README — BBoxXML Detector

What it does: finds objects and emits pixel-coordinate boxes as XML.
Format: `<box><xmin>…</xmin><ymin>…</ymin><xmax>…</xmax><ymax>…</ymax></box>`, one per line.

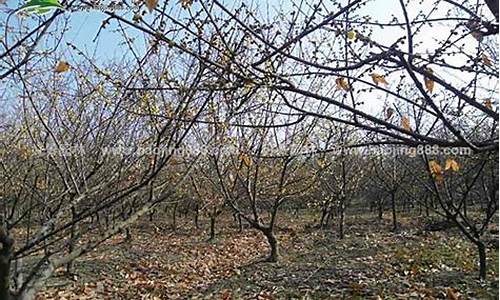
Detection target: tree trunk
<box><xmin>208</xmin><ymin>216</ymin><xmax>216</xmax><ymax>241</ymax></box>
<box><xmin>237</xmin><ymin>214</ymin><xmax>242</xmax><ymax>232</ymax></box>
<box><xmin>477</xmin><ymin>241</ymin><xmax>487</xmax><ymax>281</ymax></box>
<box><xmin>391</xmin><ymin>192</ymin><xmax>398</xmax><ymax>232</ymax></box>
<box><xmin>66</xmin><ymin>207</ymin><xmax>77</xmax><ymax>275</ymax></box>
<box><xmin>124</xmin><ymin>228</ymin><xmax>132</xmax><ymax>242</ymax></box>
<box><xmin>194</xmin><ymin>205</ymin><xmax>199</xmax><ymax>229</ymax></box>
<box><xmin>0</xmin><ymin>231</ymin><xmax>13</xmax><ymax>300</ymax></box>
<box><xmin>484</xmin><ymin>0</ymin><xmax>499</xmax><ymax>21</ymax></box>
<box><xmin>319</xmin><ymin>207</ymin><xmax>327</xmax><ymax>228</ymax></box>
<box><xmin>172</xmin><ymin>203</ymin><xmax>177</xmax><ymax>231</ymax></box>
<box><xmin>326</xmin><ymin>206</ymin><xmax>334</xmax><ymax>227</ymax></box>
<box><xmin>378</xmin><ymin>200</ymin><xmax>383</xmax><ymax>220</ymax></box>
<box><xmin>263</xmin><ymin>229</ymin><xmax>279</xmax><ymax>262</ymax></box>
<box><xmin>339</xmin><ymin>199</ymin><xmax>345</xmax><ymax>239</ymax></box>
<box><xmin>424</xmin><ymin>196</ymin><xmax>430</xmax><ymax>217</ymax></box>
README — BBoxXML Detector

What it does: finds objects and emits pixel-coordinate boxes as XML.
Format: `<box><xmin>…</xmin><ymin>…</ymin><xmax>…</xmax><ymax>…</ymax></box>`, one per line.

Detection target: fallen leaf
<box><xmin>222</xmin><ymin>289</ymin><xmax>231</xmax><ymax>300</ymax></box>
<box><xmin>445</xmin><ymin>287</ymin><xmax>459</xmax><ymax>300</ymax></box>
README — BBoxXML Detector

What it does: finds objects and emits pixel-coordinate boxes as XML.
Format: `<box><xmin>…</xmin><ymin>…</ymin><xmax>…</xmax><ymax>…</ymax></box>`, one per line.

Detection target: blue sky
<box><xmin>0</xmin><ymin>0</ymin><xmax>394</xmax><ymax>61</ymax></box>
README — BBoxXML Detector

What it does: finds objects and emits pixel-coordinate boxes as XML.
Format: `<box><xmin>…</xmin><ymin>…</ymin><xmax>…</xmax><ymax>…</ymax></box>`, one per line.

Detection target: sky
<box><xmin>0</xmin><ymin>0</ymin><xmax>497</xmax><ymax>121</ymax></box>
<box><xmin>0</xmin><ymin>0</ymin><xmax>394</xmax><ymax>60</ymax></box>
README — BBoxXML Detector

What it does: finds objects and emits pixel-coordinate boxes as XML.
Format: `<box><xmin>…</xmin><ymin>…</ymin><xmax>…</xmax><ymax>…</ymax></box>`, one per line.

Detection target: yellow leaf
<box><xmin>335</xmin><ymin>77</ymin><xmax>350</xmax><ymax>91</ymax></box>
<box><xmin>444</xmin><ymin>158</ymin><xmax>460</xmax><ymax>172</ymax></box>
<box><xmin>481</xmin><ymin>53</ymin><xmax>492</xmax><ymax>66</ymax></box>
<box><xmin>347</xmin><ymin>30</ymin><xmax>356</xmax><ymax>40</ymax></box>
<box><xmin>316</xmin><ymin>158</ymin><xmax>325</xmax><ymax>169</ymax></box>
<box><xmin>401</xmin><ymin>116</ymin><xmax>411</xmax><ymax>131</ymax></box>
<box><xmin>429</xmin><ymin>160</ymin><xmax>444</xmax><ymax>184</ymax></box>
<box><xmin>145</xmin><ymin>0</ymin><xmax>158</xmax><ymax>12</ymax></box>
<box><xmin>239</xmin><ymin>153</ymin><xmax>252</xmax><ymax>167</ymax></box>
<box><xmin>385</xmin><ymin>108</ymin><xmax>394</xmax><ymax>120</ymax></box>
<box><xmin>150</xmin><ymin>105</ymin><xmax>160</xmax><ymax>115</ymax></box>
<box><xmin>424</xmin><ymin>68</ymin><xmax>434</xmax><ymax>93</ymax></box>
<box><xmin>180</xmin><ymin>0</ymin><xmax>193</xmax><ymax>8</ymax></box>
<box><xmin>370</xmin><ymin>73</ymin><xmax>388</xmax><ymax>86</ymax></box>
<box><xmin>54</xmin><ymin>61</ymin><xmax>70</xmax><ymax>73</ymax></box>
<box><xmin>484</xmin><ymin>98</ymin><xmax>493</xmax><ymax>110</ymax></box>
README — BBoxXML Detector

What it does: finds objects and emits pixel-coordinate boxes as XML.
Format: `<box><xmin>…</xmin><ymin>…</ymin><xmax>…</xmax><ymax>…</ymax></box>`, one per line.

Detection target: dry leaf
<box><xmin>445</xmin><ymin>287</ymin><xmax>460</xmax><ymax>300</ymax></box>
<box><xmin>316</xmin><ymin>159</ymin><xmax>325</xmax><ymax>169</ymax></box>
<box><xmin>429</xmin><ymin>160</ymin><xmax>444</xmax><ymax>184</ymax></box>
<box><xmin>401</xmin><ymin>116</ymin><xmax>411</xmax><ymax>131</ymax></box>
<box><xmin>370</xmin><ymin>73</ymin><xmax>388</xmax><ymax>86</ymax></box>
<box><xmin>444</xmin><ymin>158</ymin><xmax>460</xmax><ymax>172</ymax></box>
<box><xmin>347</xmin><ymin>30</ymin><xmax>356</xmax><ymax>40</ymax></box>
<box><xmin>145</xmin><ymin>0</ymin><xmax>158</xmax><ymax>12</ymax></box>
<box><xmin>180</xmin><ymin>0</ymin><xmax>193</xmax><ymax>8</ymax></box>
<box><xmin>335</xmin><ymin>77</ymin><xmax>350</xmax><ymax>91</ymax></box>
<box><xmin>240</xmin><ymin>153</ymin><xmax>252</xmax><ymax>167</ymax></box>
<box><xmin>54</xmin><ymin>61</ymin><xmax>70</xmax><ymax>73</ymax></box>
<box><xmin>481</xmin><ymin>53</ymin><xmax>492</xmax><ymax>66</ymax></box>
<box><xmin>484</xmin><ymin>98</ymin><xmax>493</xmax><ymax>110</ymax></box>
<box><xmin>222</xmin><ymin>289</ymin><xmax>231</xmax><ymax>300</ymax></box>
<box><xmin>424</xmin><ymin>68</ymin><xmax>434</xmax><ymax>93</ymax></box>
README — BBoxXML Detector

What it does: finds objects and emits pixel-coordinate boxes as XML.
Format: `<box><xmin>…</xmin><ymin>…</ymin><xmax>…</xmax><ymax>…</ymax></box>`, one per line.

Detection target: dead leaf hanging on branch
<box><xmin>444</xmin><ymin>158</ymin><xmax>460</xmax><ymax>172</ymax></box>
<box><xmin>145</xmin><ymin>0</ymin><xmax>158</xmax><ymax>12</ymax></box>
<box><xmin>55</xmin><ymin>61</ymin><xmax>70</xmax><ymax>73</ymax></box>
<box><xmin>429</xmin><ymin>160</ymin><xmax>444</xmax><ymax>184</ymax></box>
<box><xmin>401</xmin><ymin>116</ymin><xmax>412</xmax><ymax>132</ymax></box>
<box><xmin>424</xmin><ymin>68</ymin><xmax>434</xmax><ymax>93</ymax></box>
<box><xmin>335</xmin><ymin>77</ymin><xmax>350</xmax><ymax>91</ymax></box>
<box><xmin>180</xmin><ymin>0</ymin><xmax>193</xmax><ymax>9</ymax></box>
<box><xmin>370</xmin><ymin>73</ymin><xmax>388</xmax><ymax>86</ymax></box>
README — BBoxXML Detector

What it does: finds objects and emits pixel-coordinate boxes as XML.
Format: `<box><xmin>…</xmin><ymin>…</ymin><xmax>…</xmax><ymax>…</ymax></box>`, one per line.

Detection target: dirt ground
<box><xmin>36</xmin><ymin>212</ymin><xmax>499</xmax><ymax>299</ymax></box>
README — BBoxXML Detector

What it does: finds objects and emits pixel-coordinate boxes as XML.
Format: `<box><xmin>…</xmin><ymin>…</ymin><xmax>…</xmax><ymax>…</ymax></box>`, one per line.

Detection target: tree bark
<box><xmin>194</xmin><ymin>205</ymin><xmax>199</xmax><ymax>229</ymax></box>
<box><xmin>208</xmin><ymin>217</ymin><xmax>216</xmax><ymax>241</ymax></box>
<box><xmin>0</xmin><ymin>230</ymin><xmax>13</xmax><ymax>300</ymax></box>
<box><xmin>66</xmin><ymin>207</ymin><xmax>77</xmax><ymax>275</ymax></box>
<box><xmin>378</xmin><ymin>199</ymin><xmax>383</xmax><ymax>220</ymax></box>
<box><xmin>319</xmin><ymin>207</ymin><xmax>327</xmax><ymax>228</ymax></box>
<box><xmin>391</xmin><ymin>192</ymin><xmax>398</xmax><ymax>232</ymax></box>
<box><xmin>339</xmin><ymin>199</ymin><xmax>345</xmax><ymax>239</ymax></box>
<box><xmin>172</xmin><ymin>203</ymin><xmax>177</xmax><ymax>231</ymax></box>
<box><xmin>484</xmin><ymin>0</ymin><xmax>499</xmax><ymax>21</ymax></box>
<box><xmin>262</xmin><ymin>229</ymin><xmax>279</xmax><ymax>262</ymax></box>
<box><xmin>476</xmin><ymin>241</ymin><xmax>487</xmax><ymax>281</ymax></box>
<box><xmin>237</xmin><ymin>213</ymin><xmax>242</xmax><ymax>232</ymax></box>
<box><xmin>424</xmin><ymin>196</ymin><xmax>430</xmax><ymax>217</ymax></box>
